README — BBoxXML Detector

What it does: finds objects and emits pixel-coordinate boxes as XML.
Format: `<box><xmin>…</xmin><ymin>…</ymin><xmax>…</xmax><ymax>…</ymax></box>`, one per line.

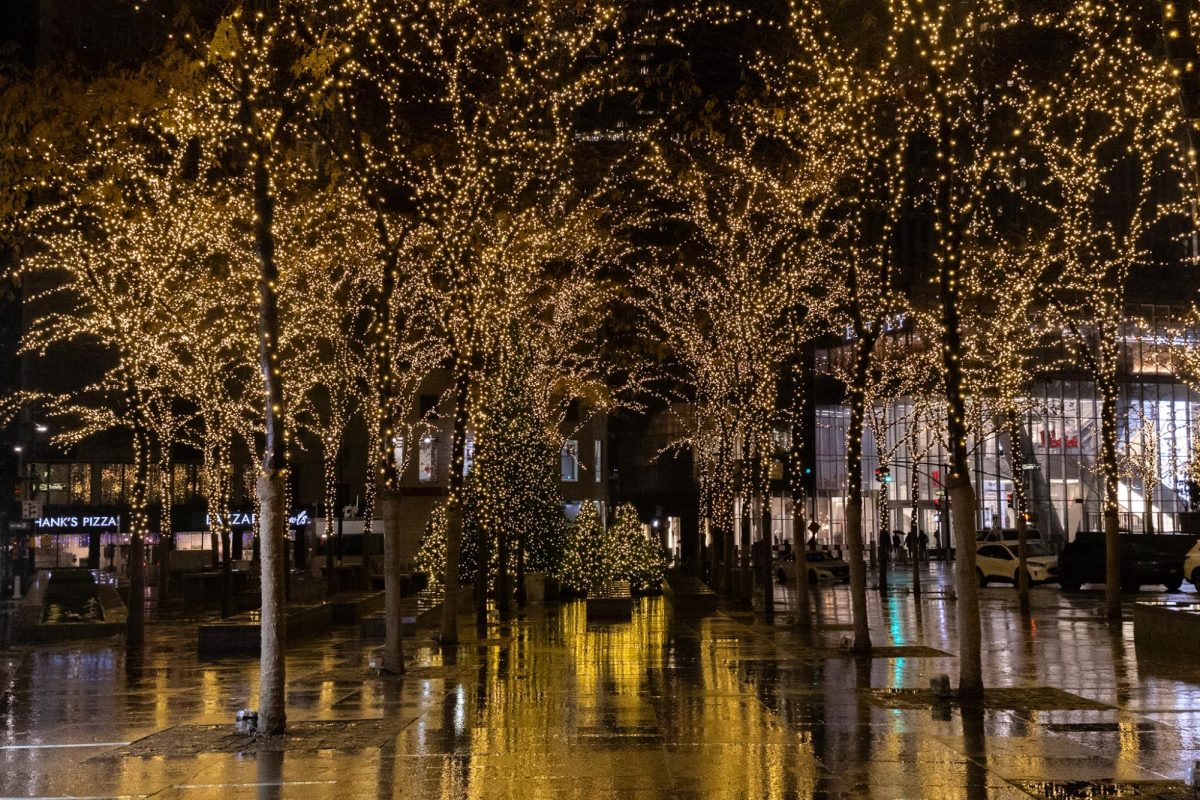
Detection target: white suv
<box><xmin>976</xmin><ymin>542</ymin><xmax>1059</xmax><ymax>586</ymax></box>
<box><xmin>1185</xmin><ymin>541</ymin><xmax>1200</xmax><ymax>589</ymax></box>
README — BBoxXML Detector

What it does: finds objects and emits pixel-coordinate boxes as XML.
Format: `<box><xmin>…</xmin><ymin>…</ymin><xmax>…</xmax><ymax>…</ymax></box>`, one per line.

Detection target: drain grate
<box><xmin>823</xmin><ymin>645</ymin><xmax>952</xmax><ymax>659</ymax></box>
<box><xmin>869</xmin><ymin>686</ymin><xmax>1113</xmax><ymax>711</ymax></box>
<box><xmin>1011</xmin><ymin>780</ymin><xmax>1190</xmax><ymax>800</ymax></box>
<box><xmin>1045</xmin><ymin>722</ymin><xmax>1161</xmax><ymax>733</ymax></box>
<box><xmin>92</xmin><ymin>718</ymin><xmax>413</xmax><ymax>758</ymax></box>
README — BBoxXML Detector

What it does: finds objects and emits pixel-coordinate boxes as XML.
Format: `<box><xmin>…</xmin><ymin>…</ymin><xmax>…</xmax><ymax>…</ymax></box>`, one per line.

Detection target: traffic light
<box><xmin>1006</xmin><ymin>492</ymin><xmax>1014</xmax><ymax>509</ymax></box>
<box><xmin>874</xmin><ymin>466</ymin><xmax>892</xmax><ymax>484</ymax></box>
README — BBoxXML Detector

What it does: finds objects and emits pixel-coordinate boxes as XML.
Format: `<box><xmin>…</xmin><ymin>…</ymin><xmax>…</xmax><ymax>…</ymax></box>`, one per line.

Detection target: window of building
<box><xmin>173</xmin><ymin>463</ymin><xmax>195</xmax><ymax>504</ymax></box>
<box><xmin>32</xmin><ymin>463</ymin><xmax>69</xmax><ymax>505</ymax></box>
<box><xmin>69</xmin><ymin>464</ymin><xmax>91</xmax><ymax>504</ymax></box>
<box><xmin>99</xmin><ymin>464</ymin><xmax>125</xmax><ymax>504</ymax></box>
<box><xmin>464</xmin><ymin>437</ymin><xmax>475</xmax><ymax>475</ymax></box>
<box><xmin>561</xmin><ymin>440</ymin><xmax>579</xmax><ymax>482</ymax></box>
<box><xmin>566</xmin><ymin>400</ymin><xmax>581</xmax><ymax>423</ymax></box>
<box><xmin>419</xmin><ymin>436</ymin><xmax>438</xmax><ymax>482</ymax></box>
<box><xmin>594</xmin><ymin>440</ymin><xmax>602</xmax><ymax>483</ymax></box>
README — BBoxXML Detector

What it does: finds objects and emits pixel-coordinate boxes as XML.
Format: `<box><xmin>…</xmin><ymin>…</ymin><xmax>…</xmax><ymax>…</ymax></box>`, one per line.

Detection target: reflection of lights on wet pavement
<box><xmin>1</xmin><ymin>563</ymin><xmax>1198</xmax><ymax>796</ymax></box>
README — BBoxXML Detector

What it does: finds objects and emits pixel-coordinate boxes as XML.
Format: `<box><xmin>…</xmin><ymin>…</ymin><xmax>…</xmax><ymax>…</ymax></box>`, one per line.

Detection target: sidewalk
<box><xmin>1</xmin><ymin>564</ymin><xmax>1198</xmax><ymax>798</ymax></box>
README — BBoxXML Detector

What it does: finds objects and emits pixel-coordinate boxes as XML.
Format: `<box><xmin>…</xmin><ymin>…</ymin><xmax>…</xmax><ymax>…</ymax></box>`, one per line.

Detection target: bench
<box><xmin>330</xmin><ymin>592</ymin><xmax>386</xmax><ymax>625</ymax></box>
<box><xmin>663</xmin><ymin>574</ymin><xmax>719</xmax><ymax>616</ymax></box>
<box><xmin>1133</xmin><ymin>601</ymin><xmax>1200</xmax><ymax>660</ymax></box>
<box><xmin>198</xmin><ymin>602</ymin><xmax>332</xmax><ymax>657</ymax></box>
<box><xmin>359</xmin><ymin>591</ymin><xmax>442</xmax><ymax>638</ymax></box>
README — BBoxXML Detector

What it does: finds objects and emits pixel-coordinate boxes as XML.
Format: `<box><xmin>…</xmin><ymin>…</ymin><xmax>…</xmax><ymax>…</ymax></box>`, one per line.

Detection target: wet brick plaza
<box><xmin>2</xmin><ymin>564</ymin><xmax>1200</xmax><ymax>799</ymax></box>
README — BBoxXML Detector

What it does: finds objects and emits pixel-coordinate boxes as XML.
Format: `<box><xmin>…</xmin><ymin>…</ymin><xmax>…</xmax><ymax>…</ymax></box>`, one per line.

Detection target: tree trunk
<box><xmin>220</xmin><ymin>527</ymin><xmax>232</xmax><ymax>619</ymax></box>
<box><xmin>1098</xmin><ymin>377</ymin><xmax>1122</xmax><ymax>620</ymax></box>
<box><xmin>739</xmin><ymin>486</ymin><xmax>752</xmax><ymax>604</ymax></box>
<box><xmin>720</xmin><ymin>430</ymin><xmax>736</xmax><ymax>597</ymax></box>
<box><xmin>475</xmin><ymin>513</ymin><xmax>490</xmax><ymax>627</ymax></box>
<box><xmin>126</xmin><ymin>420</ymin><xmax>150</xmax><ymax>647</ymax></box>
<box><xmin>157</xmin><ymin>456</ymin><xmax>172</xmax><ymax>609</ymax></box>
<box><xmin>440</xmin><ymin>367</ymin><xmax>471</xmax><ymax>645</ymax></box>
<box><xmin>441</xmin><ymin>502</ymin><xmax>463</xmax><ymax>645</ymax></box>
<box><xmin>515</xmin><ymin>530</ymin><xmax>526</xmax><ymax>607</ymax></box>
<box><xmin>1145</xmin><ymin>483</ymin><xmax>1154</xmax><ymax>535</ymax></box>
<box><xmin>257</xmin><ymin>474</ymin><xmax>287</xmax><ymax>735</ymax></box>
<box><xmin>877</xmin><ymin>473</ymin><xmax>889</xmax><ymax>593</ymax></box>
<box><xmin>1007</xmin><ymin>412</ymin><xmax>1030</xmax><ymax>613</ymax></box>
<box><xmin>910</xmin><ymin>506</ymin><xmax>921</xmax><ymax>592</ymax></box>
<box><xmin>845</xmin><ymin>347</ymin><xmax>873</xmax><ymax>654</ymax></box>
<box><xmin>936</xmin><ymin>96</ymin><xmax>983</xmax><ymax>697</ymax></box>
<box><xmin>948</xmin><ymin>478</ymin><xmax>982</xmax><ymax>694</ymax></box>
<box><xmin>760</xmin><ymin>498</ymin><xmax>774</xmax><ymax>617</ymax></box>
<box><xmin>1015</xmin><ymin>507</ymin><xmax>1030</xmax><ymax>612</ymax></box>
<box><xmin>498</xmin><ymin>522</ymin><xmax>511</xmax><ymax>616</ymax></box>
<box><xmin>787</xmin><ymin>358</ymin><xmax>813</xmax><ymax>633</ymax></box>
<box><xmin>250</xmin><ymin>139</ymin><xmax>288</xmax><ymax>735</ymax></box>
<box><xmin>380</xmin><ymin>488</ymin><xmax>405</xmax><ymax>673</ymax></box>
<box><xmin>909</xmin><ymin>461</ymin><xmax>921</xmax><ymax>595</ymax></box>
<box><xmin>324</xmin><ymin>451</ymin><xmax>338</xmax><ymax>599</ymax></box>
<box><xmin>791</xmin><ymin>499</ymin><xmax>813</xmax><ymax>634</ymax></box>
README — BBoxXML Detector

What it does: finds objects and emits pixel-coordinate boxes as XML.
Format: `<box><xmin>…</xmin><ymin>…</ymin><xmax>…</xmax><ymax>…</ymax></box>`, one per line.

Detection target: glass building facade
<box><xmin>760</xmin><ymin>306</ymin><xmax>1200</xmax><ymax>550</ymax></box>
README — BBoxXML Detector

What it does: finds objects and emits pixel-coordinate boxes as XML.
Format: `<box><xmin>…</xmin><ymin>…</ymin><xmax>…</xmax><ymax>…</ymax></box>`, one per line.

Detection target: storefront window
<box><xmin>69</xmin><ymin>464</ymin><xmax>91</xmax><ymax>504</ymax></box>
<box><xmin>172</xmin><ymin>463</ymin><xmax>194</xmax><ymax>504</ymax></box>
<box><xmin>99</xmin><ymin>464</ymin><xmax>124</xmax><ymax>504</ymax></box>
<box><xmin>32</xmin><ymin>463</ymin><xmax>70</xmax><ymax>505</ymax></box>
<box><xmin>419</xmin><ymin>436</ymin><xmax>437</xmax><ymax>483</ymax></box>
<box><xmin>561</xmin><ymin>440</ymin><xmax>578</xmax><ymax>482</ymax></box>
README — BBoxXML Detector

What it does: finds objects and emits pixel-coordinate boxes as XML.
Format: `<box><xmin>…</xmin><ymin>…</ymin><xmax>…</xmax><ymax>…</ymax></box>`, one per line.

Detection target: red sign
<box><xmin>1039</xmin><ymin>430</ymin><xmax>1078</xmax><ymax>449</ymax></box>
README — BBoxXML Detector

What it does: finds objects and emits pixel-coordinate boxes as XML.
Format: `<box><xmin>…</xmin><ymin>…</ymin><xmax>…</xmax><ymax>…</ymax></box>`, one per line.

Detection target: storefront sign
<box><xmin>1039</xmin><ymin>430</ymin><xmax>1079</xmax><ymax>449</ymax></box>
<box><xmin>199</xmin><ymin>509</ymin><xmax>311</xmax><ymax>530</ymax></box>
<box><xmin>32</xmin><ymin>513</ymin><xmax>121</xmax><ymax>531</ymax></box>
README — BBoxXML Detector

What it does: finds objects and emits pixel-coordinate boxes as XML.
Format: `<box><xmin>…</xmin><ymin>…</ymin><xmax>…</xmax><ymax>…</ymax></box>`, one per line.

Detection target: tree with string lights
<box><xmin>158</xmin><ymin>0</ymin><xmax>368</xmax><ymax>730</ymax></box>
<box><xmin>333</xmin><ymin>0</ymin><xmax>690</xmax><ymax>644</ymax></box>
<box><xmin>750</xmin><ymin>16</ymin><xmax>915</xmax><ymax>651</ymax></box>
<box><xmin>960</xmin><ymin>227</ymin><xmax>1060</xmax><ymax>611</ymax></box>
<box><xmin>859</xmin><ymin>330</ymin><xmax>937</xmax><ymax>593</ymax></box>
<box><xmin>634</xmin><ymin>136</ymin><xmax>830</xmax><ymax>613</ymax></box>
<box><xmin>4</xmin><ymin>57</ymin><xmax>257</xmax><ymax>637</ymax></box>
<box><xmin>1014</xmin><ymin>3</ymin><xmax>1191</xmax><ymax>621</ymax></box>
<box><xmin>1120</xmin><ymin>406</ymin><xmax>1164</xmax><ymax>536</ymax></box>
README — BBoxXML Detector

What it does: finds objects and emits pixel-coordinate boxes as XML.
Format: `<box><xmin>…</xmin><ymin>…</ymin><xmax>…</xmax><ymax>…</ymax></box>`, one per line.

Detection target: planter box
<box><xmin>586</xmin><ymin>582</ymin><xmax>633</xmax><ymax>621</ymax></box>
<box><xmin>198</xmin><ymin>602</ymin><xmax>332</xmax><ymax>657</ymax></box>
<box><xmin>663</xmin><ymin>574</ymin><xmax>719</xmax><ymax>616</ymax></box>
<box><xmin>330</xmin><ymin>591</ymin><xmax>386</xmax><ymax>625</ymax></box>
<box><xmin>359</xmin><ymin>590</ymin><xmax>443</xmax><ymax>638</ymax></box>
<box><xmin>524</xmin><ymin>573</ymin><xmax>547</xmax><ymax>603</ymax></box>
<box><xmin>1134</xmin><ymin>601</ymin><xmax>1200</xmax><ymax>660</ymax></box>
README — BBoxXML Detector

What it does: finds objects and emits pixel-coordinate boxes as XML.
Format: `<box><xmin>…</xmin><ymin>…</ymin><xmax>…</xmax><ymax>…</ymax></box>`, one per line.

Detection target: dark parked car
<box><xmin>1057</xmin><ymin>533</ymin><xmax>1185</xmax><ymax>592</ymax></box>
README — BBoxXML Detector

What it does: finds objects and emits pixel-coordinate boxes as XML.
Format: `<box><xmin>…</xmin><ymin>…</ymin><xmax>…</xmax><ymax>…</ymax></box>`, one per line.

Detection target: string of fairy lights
<box><xmin>3</xmin><ymin>0</ymin><xmax>1199</xmax><ymax>668</ymax></box>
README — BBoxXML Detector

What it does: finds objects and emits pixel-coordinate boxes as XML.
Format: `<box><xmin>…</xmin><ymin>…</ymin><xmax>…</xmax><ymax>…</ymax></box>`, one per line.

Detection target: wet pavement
<box><xmin>2</xmin><ymin>563</ymin><xmax>1199</xmax><ymax>799</ymax></box>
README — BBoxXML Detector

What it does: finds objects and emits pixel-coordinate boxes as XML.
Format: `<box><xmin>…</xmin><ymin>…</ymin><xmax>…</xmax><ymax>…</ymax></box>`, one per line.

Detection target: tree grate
<box><xmin>90</xmin><ymin>718</ymin><xmax>413</xmax><ymax>758</ymax></box>
<box><xmin>1010</xmin><ymin>780</ymin><xmax>1191</xmax><ymax>800</ymax></box>
<box><xmin>868</xmin><ymin>686</ymin><xmax>1114</xmax><ymax>711</ymax></box>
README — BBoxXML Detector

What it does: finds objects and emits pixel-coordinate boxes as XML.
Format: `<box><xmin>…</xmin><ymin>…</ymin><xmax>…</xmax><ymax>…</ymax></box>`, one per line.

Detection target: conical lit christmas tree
<box><xmin>559</xmin><ymin>500</ymin><xmax>608</xmax><ymax>594</ymax></box>
<box><xmin>608</xmin><ymin>503</ymin><xmax>668</xmax><ymax>593</ymax></box>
